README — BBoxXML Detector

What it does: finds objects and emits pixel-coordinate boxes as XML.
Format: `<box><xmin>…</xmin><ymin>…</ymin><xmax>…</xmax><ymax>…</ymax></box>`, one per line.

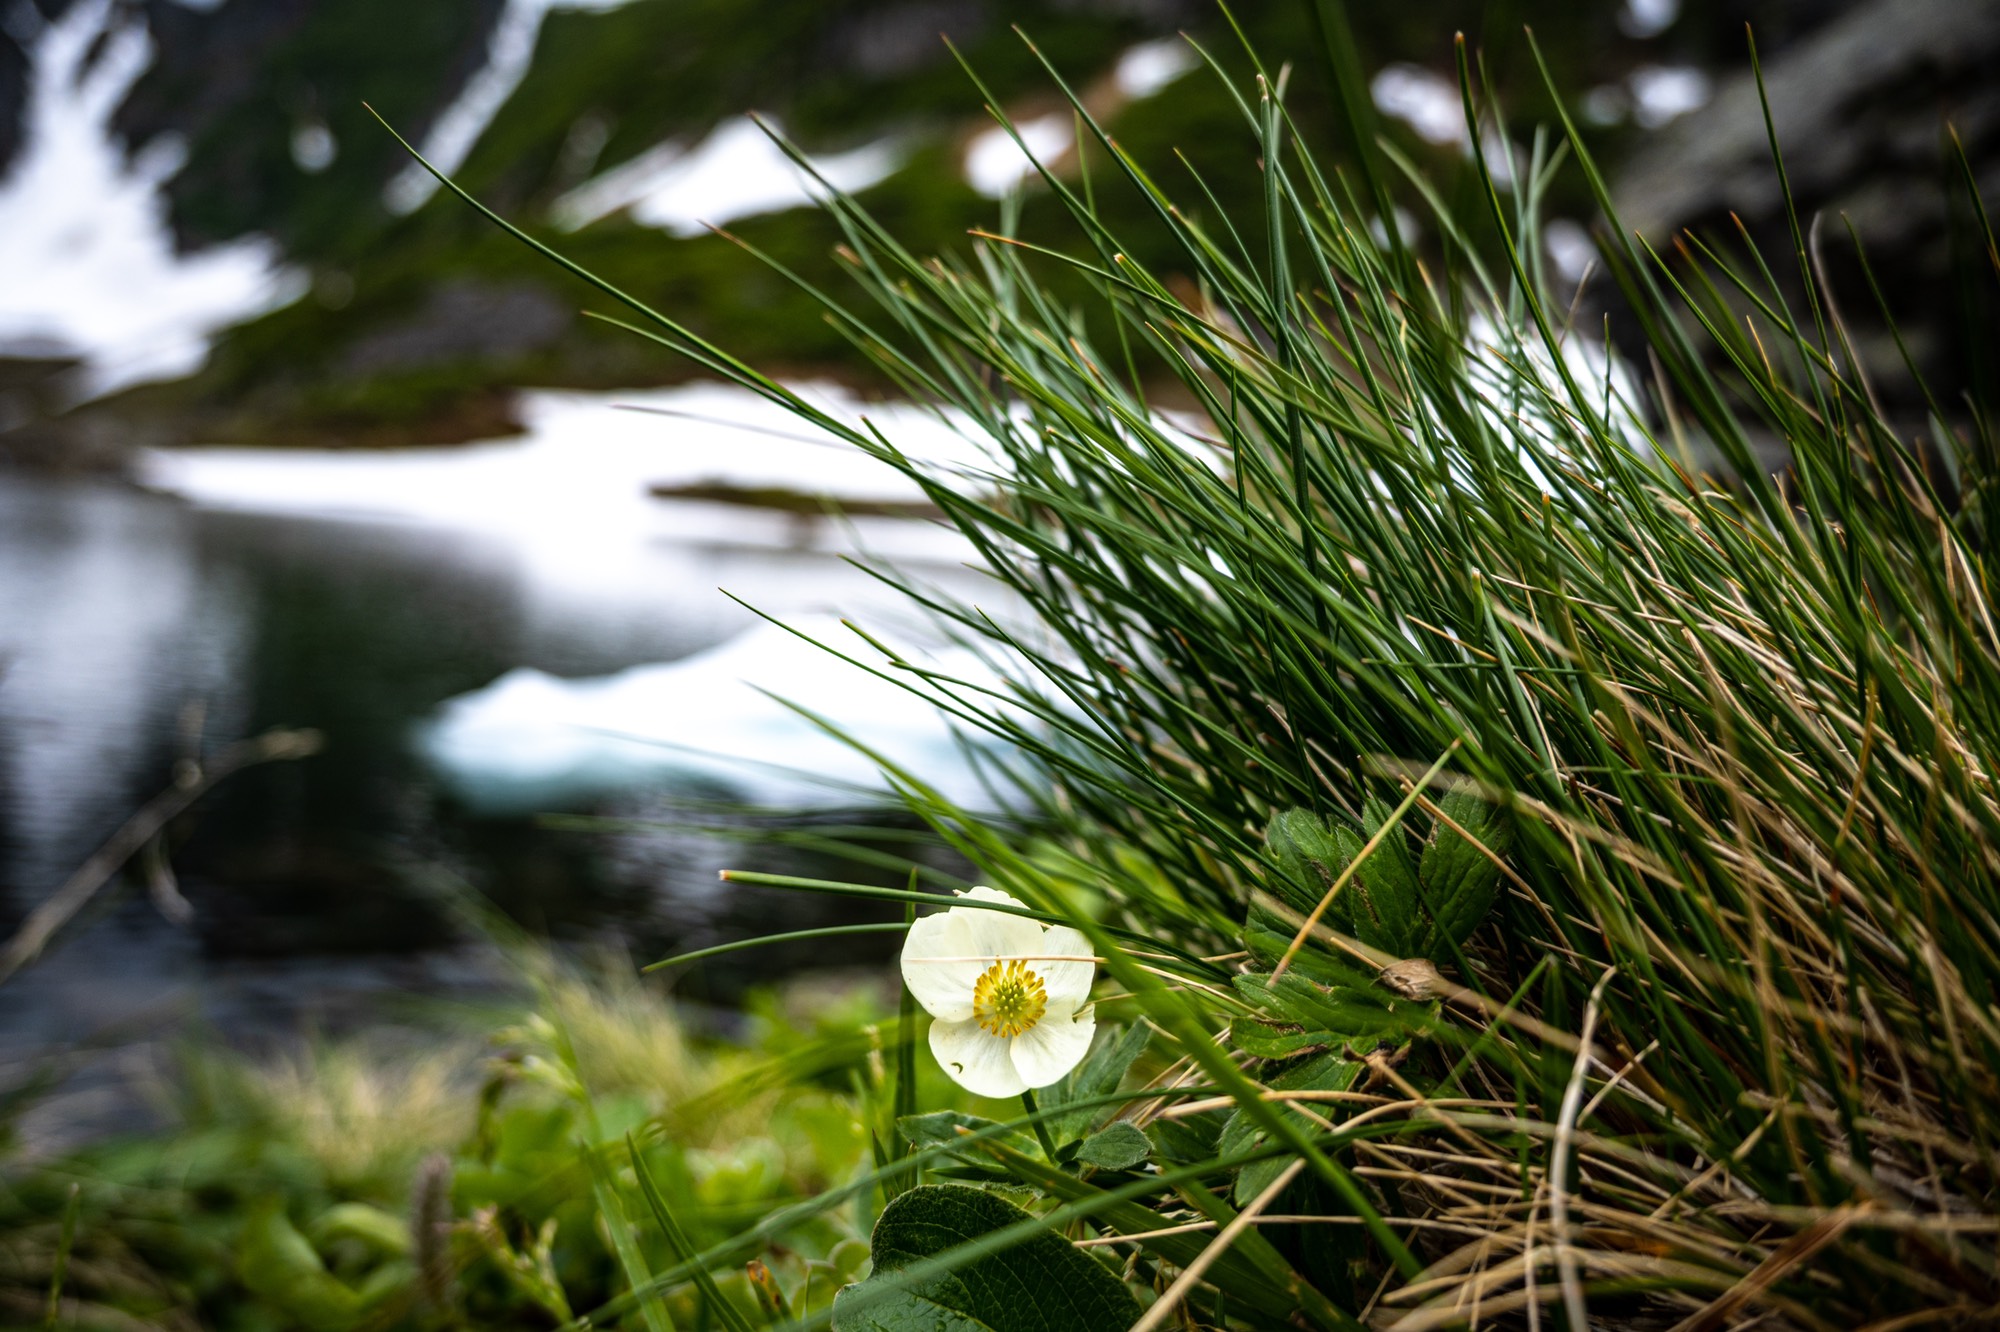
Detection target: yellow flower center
<box><xmin>972</xmin><ymin>959</ymin><xmax>1047</xmax><ymax>1038</ymax></box>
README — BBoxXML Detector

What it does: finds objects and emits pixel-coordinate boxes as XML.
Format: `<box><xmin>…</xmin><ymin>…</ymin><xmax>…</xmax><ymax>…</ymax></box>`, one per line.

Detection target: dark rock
<box><xmin>1612</xmin><ymin>0</ymin><xmax>2000</xmax><ymax>415</ymax></box>
<box><xmin>1618</xmin><ymin>0</ymin><xmax>2000</xmax><ymax>238</ymax></box>
<box><xmin>0</xmin><ymin>355</ymin><xmax>132</xmax><ymax>473</ymax></box>
<box><xmin>337</xmin><ymin>279</ymin><xmax>573</xmax><ymax>378</ymax></box>
<box><xmin>824</xmin><ymin>1</ymin><xmax>991</xmax><ymax>80</ymax></box>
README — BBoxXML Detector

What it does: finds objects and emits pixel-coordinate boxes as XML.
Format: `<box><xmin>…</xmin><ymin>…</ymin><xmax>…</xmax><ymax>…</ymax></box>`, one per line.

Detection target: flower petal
<box><xmin>952</xmin><ymin>887</ymin><xmax>1044</xmax><ymax>961</ymax></box>
<box><xmin>930</xmin><ymin>1017</ymin><xmax>1028</xmax><ymax>1098</ymax></box>
<box><xmin>1011</xmin><ymin>1003</ymin><xmax>1096</xmax><ymax>1089</ymax></box>
<box><xmin>1035</xmin><ymin>925</ymin><xmax>1096</xmax><ymax>1009</ymax></box>
<box><xmin>900</xmin><ymin>910</ymin><xmax>981</xmax><ymax>1022</ymax></box>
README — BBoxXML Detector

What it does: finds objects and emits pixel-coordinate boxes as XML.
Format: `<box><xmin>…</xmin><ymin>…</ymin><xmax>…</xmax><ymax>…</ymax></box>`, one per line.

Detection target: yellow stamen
<box><xmin>972</xmin><ymin>959</ymin><xmax>1047</xmax><ymax>1038</ymax></box>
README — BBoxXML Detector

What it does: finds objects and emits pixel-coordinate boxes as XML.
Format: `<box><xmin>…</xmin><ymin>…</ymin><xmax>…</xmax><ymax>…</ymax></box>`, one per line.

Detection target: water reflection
<box><xmin>0</xmin><ymin>445</ymin><xmax>989</xmax><ymax>1069</ymax></box>
<box><xmin>0</xmin><ymin>474</ymin><xmax>243</xmax><ymax>903</ymax></box>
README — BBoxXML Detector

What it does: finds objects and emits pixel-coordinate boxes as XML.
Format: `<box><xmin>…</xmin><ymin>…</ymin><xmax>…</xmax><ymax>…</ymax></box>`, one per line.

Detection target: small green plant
<box><xmin>0</xmin><ymin>951</ymin><xmax>905</xmax><ymax>1330</ymax></box>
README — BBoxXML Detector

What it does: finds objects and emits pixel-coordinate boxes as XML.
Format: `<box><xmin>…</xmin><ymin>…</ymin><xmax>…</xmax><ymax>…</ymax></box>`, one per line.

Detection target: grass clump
<box><xmin>403</xmin><ymin>11</ymin><xmax>2000</xmax><ymax>1328</ymax></box>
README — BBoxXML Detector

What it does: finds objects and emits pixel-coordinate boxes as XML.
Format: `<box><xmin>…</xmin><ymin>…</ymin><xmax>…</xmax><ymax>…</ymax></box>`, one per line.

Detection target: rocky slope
<box><xmin>0</xmin><ymin>0</ymin><xmax>1989</xmax><ymax>464</ymax></box>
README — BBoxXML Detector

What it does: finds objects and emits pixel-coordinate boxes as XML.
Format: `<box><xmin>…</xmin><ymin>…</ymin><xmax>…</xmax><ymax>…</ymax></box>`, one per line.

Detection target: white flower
<box><xmin>900</xmin><ymin>887</ymin><xmax>1097</xmax><ymax>1098</ymax></box>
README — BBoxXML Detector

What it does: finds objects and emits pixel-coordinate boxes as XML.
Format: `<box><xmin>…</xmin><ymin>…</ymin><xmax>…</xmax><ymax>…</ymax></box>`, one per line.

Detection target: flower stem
<box><xmin>1020</xmin><ymin>1089</ymin><xmax>1059</xmax><ymax>1161</ymax></box>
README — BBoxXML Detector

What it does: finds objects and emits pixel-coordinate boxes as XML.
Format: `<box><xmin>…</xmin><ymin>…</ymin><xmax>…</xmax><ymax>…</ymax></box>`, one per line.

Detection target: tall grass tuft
<box><xmin>399</xmin><ymin>13</ymin><xmax>2000</xmax><ymax>1329</ymax></box>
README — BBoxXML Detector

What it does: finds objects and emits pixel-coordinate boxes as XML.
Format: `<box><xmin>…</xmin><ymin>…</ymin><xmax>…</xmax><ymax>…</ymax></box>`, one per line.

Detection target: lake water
<box><xmin>0</xmin><ymin>383</ymin><xmax>1008</xmax><ymax>1135</ymax></box>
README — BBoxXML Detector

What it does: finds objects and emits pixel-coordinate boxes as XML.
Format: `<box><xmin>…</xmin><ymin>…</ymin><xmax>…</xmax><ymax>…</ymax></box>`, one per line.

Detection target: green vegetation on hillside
<box><xmin>115</xmin><ymin>0</ymin><xmax>1665</xmax><ymax>444</ymax></box>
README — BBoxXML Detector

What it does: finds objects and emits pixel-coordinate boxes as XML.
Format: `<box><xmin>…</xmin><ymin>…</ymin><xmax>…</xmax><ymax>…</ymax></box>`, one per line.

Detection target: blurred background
<box><xmin>0</xmin><ymin>0</ymin><xmax>1992</xmax><ymax>1138</ymax></box>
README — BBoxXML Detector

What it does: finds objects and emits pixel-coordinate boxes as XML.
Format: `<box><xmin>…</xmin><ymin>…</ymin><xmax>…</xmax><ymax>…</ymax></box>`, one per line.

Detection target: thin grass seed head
<box><xmin>899</xmin><ymin>887</ymin><xmax>1096</xmax><ymax>1097</ymax></box>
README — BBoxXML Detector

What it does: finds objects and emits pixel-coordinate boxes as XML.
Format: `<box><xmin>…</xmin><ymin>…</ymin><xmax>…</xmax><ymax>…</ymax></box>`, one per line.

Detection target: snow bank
<box><xmin>1113</xmin><ymin>39</ymin><xmax>1197</xmax><ymax>100</ymax></box>
<box><xmin>0</xmin><ymin>0</ymin><xmax>303</xmax><ymax>395</ymax></box>
<box><xmin>384</xmin><ymin>0</ymin><xmax>638</xmax><ymax>215</ymax></box>
<box><xmin>965</xmin><ymin>114</ymin><xmax>1072</xmax><ymax>198</ymax></box>
<box><xmin>553</xmin><ymin>117</ymin><xmax>902</xmax><ymax>235</ymax></box>
<box><xmin>138</xmin><ymin>379</ymin><xmax>990</xmax><ymax>546</ymax></box>
<box><xmin>138</xmin><ymin>379</ymin><xmax>1010</xmax><ymax>690</ymax></box>
<box><xmin>417</xmin><ymin>614</ymin><xmax>1020</xmax><ymax>813</ymax></box>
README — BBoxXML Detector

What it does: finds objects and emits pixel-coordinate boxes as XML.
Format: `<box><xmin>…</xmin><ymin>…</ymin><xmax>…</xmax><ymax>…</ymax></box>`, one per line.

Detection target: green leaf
<box><xmin>1273</xmin><ymin>1050</ymin><xmax>1368</xmax><ymax>1096</ymax></box>
<box><xmin>237</xmin><ymin>1199</ymin><xmax>395</xmax><ymax>1332</ymax></box>
<box><xmin>1073</xmin><ymin>1122</ymin><xmax>1152</xmax><ymax>1170</ymax></box>
<box><xmin>307</xmin><ymin>1202</ymin><xmax>410</xmax><ymax>1257</ymax></box>
<box><xmin>897</xmin><ymin>1112</ymin><xmax>1025</xmax><ymax>1183</ymax></box>
<box><xmin>580</xmin><ymin>1141</ymin><xmax>674</xmax><ymax>1332</ymax></box>
<box><xmin>1417</xmin><ymin>788</ymin><xmax>1513</xmax><ymax>955</ymax></box>
<box><xmin>830</xmin><ymin>1183</ymin><xmax>1143</xmax><ymax>1331</ymax></box>
<box><xmin>1241</xmin><ymin>902</ymin><xmax>1371</xmax><ymax>987</ymax></box>
<box><xmin>1044</xmin><ymin>1020</ymin><xmax>1150</xmax><ymax>1144</ymax></box>
<box><xmin>1234</xmin><ymin>1019</ymin><xmax>1336</xmax><ymax>1060</ymax></box>
<box><xmin>1352</xmin><ymin>798</ymin><xmax>1421</xmax><ymax>957</ymax></box>
<box><xmin>970</xmin><ymin>1138</ymin><xmax>1322</xmax><ymax>1326</ymax></box>
<box><xmin>1265</xmin><ymin>808</ymin><xmax>1355</xmax><ymax>930</ymax></box>
<box><xmin>1232</xmin><ymin>1154</ymin><xmax>1291</xmax><ymax>1210</ymax></box>
<box><xmin>1279</xmin><ymin>1170</ymin><xmax>1370</xmax><ymax>1309</ymax></box>
<box><xmin>1234</xmin><ymin>973</ymin><xmax>1408</xmax><ymax>1051</ymax></box>
<box><xmin>897</xmin><ymin>1111</ymin><xmax>1010</xmax><ymax>1149</ymax></box>
<box><xmin>1225</xmin><ymin>1054</ymin><xmax>1364</xmax><ymax>1207</ymax></box>
<box><xmin>630</xmin><ymin>1135</ymin><xmax>757</xmax><ymax>1332</ymax></box>
<box><xmin>1145</xmin><ymin>1101</ymin><xmax>1224</xmax><ymax>1166</ymax></box>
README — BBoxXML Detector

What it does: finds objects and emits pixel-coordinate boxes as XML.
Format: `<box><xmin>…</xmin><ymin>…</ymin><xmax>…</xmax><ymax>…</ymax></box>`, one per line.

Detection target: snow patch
<box><xmin>1544</xmin><ymin>219</ymin><xmax>1596</xmax><ymax>285</ymax></box>
<box><xmin>385</xmin><ymin>0</ymin><xmax>637</xmax><ymax>215</ymax></box>
<box><xmin>291</xmin><ymin>121</ymin><xmax>337</xmax><ymax>173</ymax></box>
<box><xmin>1620</xmin><ymin>0</ymin><xmax>1680</xmax><ymax>39</ymax></box>
<box><xmin>1371</xmin><ymin>64</ymin><xmax>1465</xmax><ymax>146</ymax></box>
<box><xmin>418</xmin><ymin>614</ymin><xmax>1020</xmax><ymax>813</ymax></box>
<box><xmin>965</xmin><ymin>114</ymin><xmax>1071</xmax><ymax>198</ymax></box>
<box><xmin>139</xmin><ymin>380</ymin><xmax>990</xmax><ymax>523</ymax></box>
<box><xmin>1629</xmin><ymin>65</ymin><xmax>1711</xmax><ymax>129</ymax></box>
<box><xmin>135</xmin><ymin>380</ymin><xmax>997</xmax><ymax>622</ymax></box>
<box><xmin>1113</xmin><ymin>38</ymin><xmax>1196</xmax><ymax>100</ymax></box>
<box><xmin>138</xmin><ymin>381</ymin><xmax>1025</xmax><ymax>789</ymax></box>
<box><xmin>1369</xmin><ymin>64</ymin><xmax>1519</xmax><ymax>188</ymax></box>
<box><xmin>0</xmin><ymin>0</ymin><xmax>303</xmax><ymax>395</ymax></box>
<box><xmin>1464</xmin><ymin>313</ymin><xmax>1651</xmax><ymax>491</ymax></box>
<box><xmin>552</xmin><ymin>117</ymin><xmax>902</xmax><ymax>235</ymax></box>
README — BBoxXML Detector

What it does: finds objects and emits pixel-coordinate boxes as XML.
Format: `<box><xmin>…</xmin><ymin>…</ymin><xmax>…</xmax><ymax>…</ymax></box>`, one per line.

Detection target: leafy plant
<box><xmin>0</xmin><ymin>952</ymin><xmax>902</xmax><ymax>1330</ymax></box>
<box><xmin>833</xmin><ymin>1184</ymin><xmax>1142</xmax><ymax>1331</ymax></box>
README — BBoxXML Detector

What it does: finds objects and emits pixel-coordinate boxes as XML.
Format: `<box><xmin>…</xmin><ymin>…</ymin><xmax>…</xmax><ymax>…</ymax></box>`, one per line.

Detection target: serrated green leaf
<box><xmin>830</xmin><ymin>1183</ymin><xmax>1142</xmax><ymax>1331</ymax></box>
<box><xmin>1234</xmin><ymin>1019</ymin><xmax>1336</xmax><ymax>1060</ymax></box>
<box><xmin>1265</xmin><ymin>807</ymin><xmax>1355</xmax><ymax>930</ymax></box>
<box><xmin>1273</xmin><ymin>1050</ymin><xmax>1367</xmax><ymax>1096</ymax></box>
<box><xmin>971</xmin><ymin>1139</ymin><xmax>1324</xmax><ymax>1326</ymax></box>
<box><xmin>1237</xmin><ymin>973</ymin><xmax>1408</xmax><ymax>1049</ymax></box>
<box><xmin>1233</xmin><ymin>1155</ymin><xmax>1292</xmax><ymax>1210</ymax></box>
<box><xmin>1217</xmin><ymin>1103</ymin><xmax>1261</xmax><ymax>1161</ymax></box>
<box><xmin>1073</xmin><ymin>1122</ymin><xmax>1151</xmax><ymax>1170</ymax></box>
<box><xmin>1417</xmin><ymin>788</ymin><xmax>1513</xmax><ymax>955</ymax></box>
<box><xmin>1282</xmin><ymin>1171</ymin><xmax>1369</xmax><ymax>1308</ymax></box>
<box><xmin>1228</xmin><ymin>1054</ymin><xmax>1364</xmax><ymax>1206</ymax></box>
<box><xmin>1044</xmin><ymin>1021</ymin><xmax>1150</xmax><ymax>1144</ymax></box>
<box><xmin>1352</xmin><ymin>797</ymin><xmax>1421</xmax><ymax>956</ymax></box>
<box><xmin>1240</xmin><ymin>911</ymin><xmax>1371</xmax><ymax>987</ymax></box>
<box><xmin>1146</xmin><ymin>1103</ymin><xmax>1224</xmax><ymax>1165</ymax></box>
<box><xmin>897</xmin><ymin>1111</ymin><xmax>1006</xmax><ymax>1148</ymax></box>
